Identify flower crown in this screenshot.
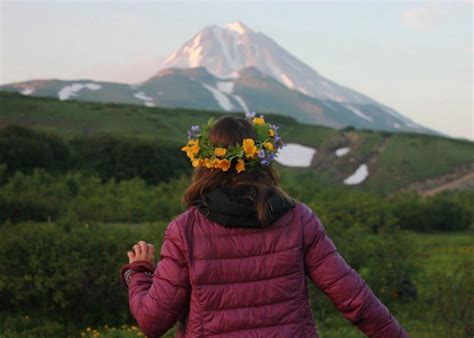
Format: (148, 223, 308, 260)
(181, 111, 285, 173)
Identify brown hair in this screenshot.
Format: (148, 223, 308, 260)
(182, 115, 294, 227)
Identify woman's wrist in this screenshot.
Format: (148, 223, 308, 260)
(120, 260, 155, 289)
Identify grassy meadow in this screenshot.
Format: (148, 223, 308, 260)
(0, 92, 473, 337)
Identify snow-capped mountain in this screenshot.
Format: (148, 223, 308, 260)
(0, 21, 444, 137)
(154, 21, 432, 131)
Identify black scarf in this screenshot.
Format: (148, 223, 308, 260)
(194, 185, 296, 228)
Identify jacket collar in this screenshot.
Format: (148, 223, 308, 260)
(194, 185, 296, 228)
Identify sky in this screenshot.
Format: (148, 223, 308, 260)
(1, 1, 472, 140)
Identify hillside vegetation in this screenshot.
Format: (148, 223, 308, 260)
(1, 91, 473, 196)
(0, 91, 473, 337)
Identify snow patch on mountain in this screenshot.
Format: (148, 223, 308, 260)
(134, 91, 153, 101)
(225, 22, 247, 35)
(134, 91, 156, 107)
(345, 105, 374, 122)
(275, 143, 316, 167)
(201, 83, 233, 111)
(335, 147, 350, 157)
(215, 80, 248, 112)
(280, 74, 294, 89)
(21, 88, 34, 96)
(343, 164, 369, 185)
(188, 33, 203, 67)
(232, 95, 249, 113)
(217, 81, 234, 94)
(58, 82, 101, 100)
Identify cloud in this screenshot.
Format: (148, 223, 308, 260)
(401, 5, 443, 30)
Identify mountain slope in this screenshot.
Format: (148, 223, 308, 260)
(0, 92, 472, 196)
(0, 67, 442, 136)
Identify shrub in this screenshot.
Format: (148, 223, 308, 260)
(0, 125, 70, 177)
(0, 220, 168, 334)
(388, 190, 473, 231)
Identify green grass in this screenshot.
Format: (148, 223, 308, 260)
(315, 229, 474, 338)
(410, 230, 474, 272)
(366, 133, 474, 194)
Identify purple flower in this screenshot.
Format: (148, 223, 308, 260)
(258, 148, 266, 159)
(260, 159, 270, 166)
(268, 152, 276, 161)
(245, 111, 256, 119)
(187, 124, 201, 139)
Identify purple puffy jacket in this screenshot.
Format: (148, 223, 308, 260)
(120, 201, 408, 337)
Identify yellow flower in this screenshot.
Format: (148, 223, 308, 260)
(263, 141, 274, 152)
(204, 158, 213, 169)
(214, 147, 227, 157)
(253, 116, 265, 125)
(192, 158, 203, 167)
(219, 159, 231, 172)
(181, 139, 200, 158)
(235, 159, 246, 173)
(242, 138, 257, 158)
(212, 158, 221, 169)
(268, 128, 275, 137)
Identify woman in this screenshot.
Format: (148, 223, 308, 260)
(120, 113, 408, 338)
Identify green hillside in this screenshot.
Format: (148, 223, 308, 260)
(1, 91, 473, 196)
(1, 91, 473, 337)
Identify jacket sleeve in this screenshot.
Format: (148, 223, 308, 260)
(120, 220, 191, 338)
(301, 205, 408, 338)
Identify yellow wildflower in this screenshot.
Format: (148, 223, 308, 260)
(192, 158, 203, 167)
(212, 158, 221, 169)
(253, 116, 265, 125)
(263, 141, 274, 152)
(204, 158, 213, 169)
(268, 128, 275, 137)
(242, 139, 257, 158)
(235, 159, 246, 173)
(214, 147, 227, 157)
(219, 159, 231, 172)
(181, 139, 200, 158)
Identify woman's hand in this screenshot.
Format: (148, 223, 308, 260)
(127, 240, 155, 265)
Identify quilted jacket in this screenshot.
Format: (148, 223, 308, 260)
(120, 197, 408, 337)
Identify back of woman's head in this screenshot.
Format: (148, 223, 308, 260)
(182, 115, 293, 227)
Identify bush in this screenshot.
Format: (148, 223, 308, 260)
(69, 135, 191, 184)
(0, 220, 168, 334)
(388, 191, 473, 231)
(0, 125, 70, 177)
(0, 125, 191, 185)
(0, 170, 189, 224)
